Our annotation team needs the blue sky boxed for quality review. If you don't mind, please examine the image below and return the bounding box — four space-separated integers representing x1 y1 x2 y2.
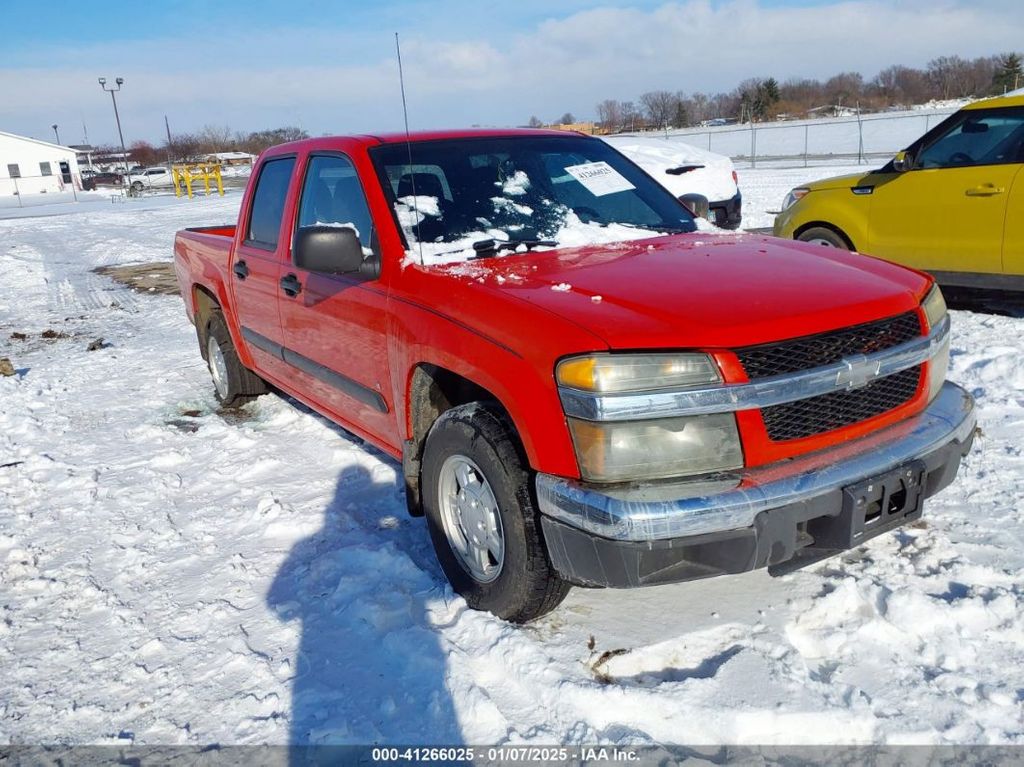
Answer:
1 0 1020 146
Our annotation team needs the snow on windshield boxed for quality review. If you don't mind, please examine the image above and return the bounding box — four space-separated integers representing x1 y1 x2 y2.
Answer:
397 183 669 266
396 169 681 267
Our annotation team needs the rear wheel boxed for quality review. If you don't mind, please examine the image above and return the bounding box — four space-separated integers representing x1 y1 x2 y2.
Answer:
797 226 850 249
422 404 570 623
204 312 266 406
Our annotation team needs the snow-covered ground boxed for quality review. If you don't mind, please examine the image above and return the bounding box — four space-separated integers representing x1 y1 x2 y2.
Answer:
2 172 1023 747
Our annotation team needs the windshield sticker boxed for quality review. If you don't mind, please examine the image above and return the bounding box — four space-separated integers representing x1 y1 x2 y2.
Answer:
564 161 635 197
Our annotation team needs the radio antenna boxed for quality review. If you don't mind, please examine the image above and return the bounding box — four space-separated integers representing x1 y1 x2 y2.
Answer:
395 32 424 265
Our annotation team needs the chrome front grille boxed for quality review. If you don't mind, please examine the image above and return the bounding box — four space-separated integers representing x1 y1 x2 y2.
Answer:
760 366 922 442
736 312 924 441
736 312 922 380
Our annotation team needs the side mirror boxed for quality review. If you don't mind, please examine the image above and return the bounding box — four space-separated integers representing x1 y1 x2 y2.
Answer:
892 150 914 173
679 192 710 221
294 225 379 279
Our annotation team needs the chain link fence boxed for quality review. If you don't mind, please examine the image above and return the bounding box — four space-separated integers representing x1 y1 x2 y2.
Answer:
0 173 82 208
647 107 960 169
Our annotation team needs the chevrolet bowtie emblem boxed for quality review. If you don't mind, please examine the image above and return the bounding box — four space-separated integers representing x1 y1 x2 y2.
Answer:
835 355 882 389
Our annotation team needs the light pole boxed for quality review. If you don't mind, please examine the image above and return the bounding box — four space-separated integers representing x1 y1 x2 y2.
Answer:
98 77 131 190
52 124 61 144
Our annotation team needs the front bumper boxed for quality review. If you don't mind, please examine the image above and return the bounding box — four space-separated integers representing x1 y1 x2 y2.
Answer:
536 381 975 587
709 190 742 230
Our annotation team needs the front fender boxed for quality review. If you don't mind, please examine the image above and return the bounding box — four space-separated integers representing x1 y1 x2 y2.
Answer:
773 187 873 252
387 303 591 479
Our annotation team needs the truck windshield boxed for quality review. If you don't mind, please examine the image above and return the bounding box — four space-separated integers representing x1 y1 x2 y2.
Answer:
369 135 697 263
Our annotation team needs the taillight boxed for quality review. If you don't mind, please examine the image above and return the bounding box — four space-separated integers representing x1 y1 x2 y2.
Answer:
732 170 739 185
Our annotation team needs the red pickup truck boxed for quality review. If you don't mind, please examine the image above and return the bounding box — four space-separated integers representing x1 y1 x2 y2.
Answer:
174 129 975 622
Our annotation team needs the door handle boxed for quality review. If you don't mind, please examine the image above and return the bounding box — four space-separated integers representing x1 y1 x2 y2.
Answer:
233 260 249 279
965 185 1005 196
280 273 302 297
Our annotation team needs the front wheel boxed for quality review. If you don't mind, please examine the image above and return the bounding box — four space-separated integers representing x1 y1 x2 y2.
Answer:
422 404 570 623
797 226 850 249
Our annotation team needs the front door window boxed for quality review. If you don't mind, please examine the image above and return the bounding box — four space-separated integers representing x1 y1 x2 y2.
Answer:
916 108 1024 169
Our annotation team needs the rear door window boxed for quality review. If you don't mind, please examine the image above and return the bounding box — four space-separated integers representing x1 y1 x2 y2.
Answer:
246 157 296 248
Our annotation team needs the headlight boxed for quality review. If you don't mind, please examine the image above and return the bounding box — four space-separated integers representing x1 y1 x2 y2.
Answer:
922 283 947 331
556 353 721 393
781 187 810 211
922 284 949 401
567 414 743 483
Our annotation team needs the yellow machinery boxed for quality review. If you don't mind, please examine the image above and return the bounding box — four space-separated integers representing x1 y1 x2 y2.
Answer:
173 163 225 198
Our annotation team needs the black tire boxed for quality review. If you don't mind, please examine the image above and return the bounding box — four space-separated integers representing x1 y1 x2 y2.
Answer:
797 226 851 250
422 403 570 623
204 312 267 407
131 181 144 194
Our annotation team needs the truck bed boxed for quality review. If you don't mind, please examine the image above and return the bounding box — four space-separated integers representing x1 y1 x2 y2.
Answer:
183 224 236 239
173 225 237 324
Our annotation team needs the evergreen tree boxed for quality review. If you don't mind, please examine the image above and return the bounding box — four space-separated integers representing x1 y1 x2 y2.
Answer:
993 53 1023 93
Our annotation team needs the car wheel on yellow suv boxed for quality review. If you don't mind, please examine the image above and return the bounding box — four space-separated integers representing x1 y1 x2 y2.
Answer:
797 227 851 249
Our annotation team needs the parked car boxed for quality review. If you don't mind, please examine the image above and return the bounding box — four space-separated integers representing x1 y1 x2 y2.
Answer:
174 129 974 622
127 166 175 193
82 172 123 190
774 93 1024 290
605 135 742 228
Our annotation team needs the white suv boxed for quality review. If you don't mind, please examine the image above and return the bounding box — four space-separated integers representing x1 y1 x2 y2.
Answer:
127 167 174 193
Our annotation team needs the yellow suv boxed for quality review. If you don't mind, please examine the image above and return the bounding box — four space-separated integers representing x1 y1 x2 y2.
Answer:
774 94 1024 289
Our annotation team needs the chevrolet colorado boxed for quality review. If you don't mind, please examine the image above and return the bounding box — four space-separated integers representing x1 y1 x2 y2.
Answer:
174 129 975 622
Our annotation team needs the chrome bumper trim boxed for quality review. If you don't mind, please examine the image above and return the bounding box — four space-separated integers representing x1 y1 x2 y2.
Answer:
537 381 975 542
560 314 948 422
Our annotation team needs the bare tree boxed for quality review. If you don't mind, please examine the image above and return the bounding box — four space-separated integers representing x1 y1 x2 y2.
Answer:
558 112 576 125
686 92 710 124
595 99 623 131
709 91 738 121
587 51 1012 129
639 90 678 130
927 56 975 99
527 115 544 128
620 101 642 132
197 124 235 154
164 133 204 163
824 72 864 109
236 127 310 155
128 140 161 167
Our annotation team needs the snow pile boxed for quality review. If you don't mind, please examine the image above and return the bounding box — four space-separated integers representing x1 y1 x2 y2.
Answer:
500 170 531 196
2 172 1024 747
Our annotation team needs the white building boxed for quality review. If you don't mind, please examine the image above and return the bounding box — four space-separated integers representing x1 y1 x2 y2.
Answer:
0 131 82 196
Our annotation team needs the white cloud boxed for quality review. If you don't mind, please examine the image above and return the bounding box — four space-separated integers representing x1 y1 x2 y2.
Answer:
1 0 1020 144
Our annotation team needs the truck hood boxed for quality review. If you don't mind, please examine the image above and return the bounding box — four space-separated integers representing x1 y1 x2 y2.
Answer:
435 232 929 350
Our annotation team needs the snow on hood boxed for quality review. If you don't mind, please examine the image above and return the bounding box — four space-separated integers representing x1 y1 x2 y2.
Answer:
604 135 738 203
